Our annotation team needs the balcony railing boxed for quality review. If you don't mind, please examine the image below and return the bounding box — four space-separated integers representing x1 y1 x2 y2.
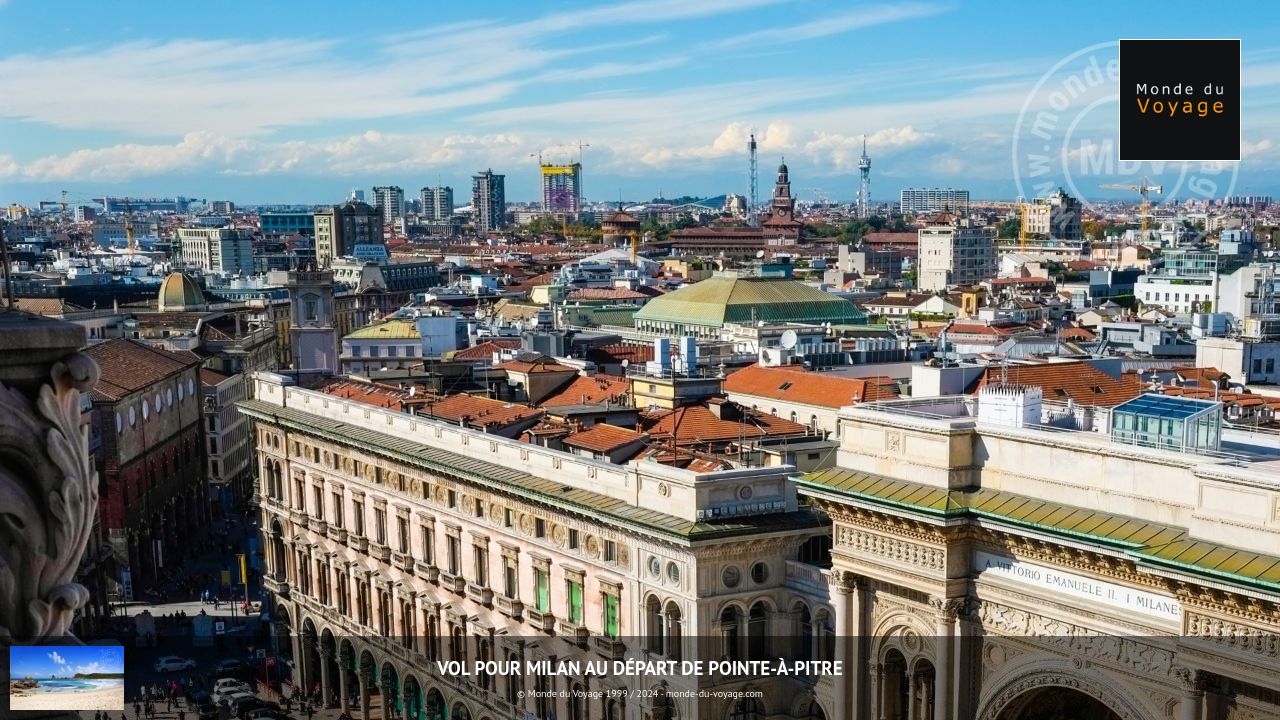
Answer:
439 571 466 595
495 595 523 620
558 619 590 646
416 562 439 583
327 526 348 543
785 560 830 597
524 608 556 633
466 583 495 607
592 636 625 661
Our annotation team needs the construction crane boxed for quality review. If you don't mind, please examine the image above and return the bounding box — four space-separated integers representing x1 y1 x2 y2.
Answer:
1019 202 1029 252
1099 177 1162 241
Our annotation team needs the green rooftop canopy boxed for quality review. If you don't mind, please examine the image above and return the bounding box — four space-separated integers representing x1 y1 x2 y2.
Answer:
634 275 865 330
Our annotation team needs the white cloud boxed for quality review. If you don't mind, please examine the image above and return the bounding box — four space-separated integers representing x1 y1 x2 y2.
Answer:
48 652 65 665
74 662 109 675
0 0 780 138
712 3 948 49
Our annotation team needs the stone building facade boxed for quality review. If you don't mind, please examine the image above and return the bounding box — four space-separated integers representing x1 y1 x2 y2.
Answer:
797 389 1280 720
242 372 840 720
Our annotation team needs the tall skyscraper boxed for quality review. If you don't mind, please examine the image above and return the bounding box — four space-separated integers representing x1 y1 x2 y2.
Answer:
372 186 404 225
421 186 454 221
540 162 581 215
472 170 506 234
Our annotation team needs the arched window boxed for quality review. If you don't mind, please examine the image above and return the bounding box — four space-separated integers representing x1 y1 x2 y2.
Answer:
569 682 586 720
748 602 768 661
815 610 835 663
719 606 742 662
646 596 664 654
793 603 813 663
664 601 683 662
790 411 798 423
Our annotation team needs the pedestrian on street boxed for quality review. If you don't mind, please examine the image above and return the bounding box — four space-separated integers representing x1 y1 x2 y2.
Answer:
307 703 315 720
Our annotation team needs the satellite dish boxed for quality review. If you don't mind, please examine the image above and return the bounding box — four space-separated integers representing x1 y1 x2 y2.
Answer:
756 249 766 259
780 329 799 349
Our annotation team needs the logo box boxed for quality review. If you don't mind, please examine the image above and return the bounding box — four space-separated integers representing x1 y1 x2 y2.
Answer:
1119 39 1240 161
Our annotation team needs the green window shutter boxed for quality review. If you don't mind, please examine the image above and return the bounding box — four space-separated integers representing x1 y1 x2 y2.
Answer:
604 594 620 638
569 581 583 624
536 570 550 612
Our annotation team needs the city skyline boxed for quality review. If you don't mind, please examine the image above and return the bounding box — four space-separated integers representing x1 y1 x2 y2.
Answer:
1 0 1278 205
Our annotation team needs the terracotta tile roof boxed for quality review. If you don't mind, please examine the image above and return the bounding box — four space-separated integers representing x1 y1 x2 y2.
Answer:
563 423 648 454
415 393 543 428
319 379 411 409
539 374 633 407
723 364 899 408
1058 327 1097 341
497 356 576 374
967 361 1143 407
83 338 201 401
1169 366 1229 388
1068 260 1102 271
200 368 230 387
452 339 522 361
640 404 810 445
585 343 655 367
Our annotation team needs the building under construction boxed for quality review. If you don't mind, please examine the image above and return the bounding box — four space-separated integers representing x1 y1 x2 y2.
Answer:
540 162 582 216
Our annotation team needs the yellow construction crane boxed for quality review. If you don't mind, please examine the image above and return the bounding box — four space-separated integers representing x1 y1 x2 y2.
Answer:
1099 177 1162 241
1019 202 1029 252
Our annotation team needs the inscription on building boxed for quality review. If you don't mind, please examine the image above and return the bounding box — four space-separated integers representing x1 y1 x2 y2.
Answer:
975 551 1181 622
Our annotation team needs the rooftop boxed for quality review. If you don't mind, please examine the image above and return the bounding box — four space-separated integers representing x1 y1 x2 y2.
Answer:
633 274 866 328
343 318 421 341
723 364 899 409
83 338 201 401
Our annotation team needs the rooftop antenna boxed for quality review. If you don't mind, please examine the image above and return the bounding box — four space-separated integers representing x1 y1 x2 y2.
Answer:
748 132 759 227
857 134 871 219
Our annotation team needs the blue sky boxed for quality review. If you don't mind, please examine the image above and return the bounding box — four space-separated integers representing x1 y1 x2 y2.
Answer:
10 645 124 678
0 0 1278 206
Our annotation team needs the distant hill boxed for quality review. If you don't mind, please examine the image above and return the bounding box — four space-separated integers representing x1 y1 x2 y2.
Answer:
74 673 125 679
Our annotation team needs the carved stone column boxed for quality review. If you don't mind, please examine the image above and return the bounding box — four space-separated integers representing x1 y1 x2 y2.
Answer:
929 596 962 720
0 311 100 644
825 569 856 720
1175 667 1205 720
0 311 100 720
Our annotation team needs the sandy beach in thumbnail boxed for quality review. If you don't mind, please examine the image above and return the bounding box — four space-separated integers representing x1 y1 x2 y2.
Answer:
10 680 125 711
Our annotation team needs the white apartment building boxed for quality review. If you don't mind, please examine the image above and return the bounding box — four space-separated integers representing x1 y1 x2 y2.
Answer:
421 186 454 222
243 372 835 720
177 226 254 275
373 186 405 226
899 188 969 214
917 216 997 291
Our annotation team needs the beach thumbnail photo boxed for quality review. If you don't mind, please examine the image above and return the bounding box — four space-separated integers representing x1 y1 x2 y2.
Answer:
9 645 125 712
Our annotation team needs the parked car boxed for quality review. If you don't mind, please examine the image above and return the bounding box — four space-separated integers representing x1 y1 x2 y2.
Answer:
213 687 255 706
153 656 197 673
232 696 279 720
214 678 251 694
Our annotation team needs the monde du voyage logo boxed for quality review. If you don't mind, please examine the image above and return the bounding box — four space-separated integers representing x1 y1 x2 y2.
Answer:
1120 39 1241 161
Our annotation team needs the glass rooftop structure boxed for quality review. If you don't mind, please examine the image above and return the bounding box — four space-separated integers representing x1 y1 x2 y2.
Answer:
1110 393 1222 453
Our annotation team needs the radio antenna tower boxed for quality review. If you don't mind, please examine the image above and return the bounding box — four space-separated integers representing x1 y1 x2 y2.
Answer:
748 132 759 227
857 134 871 218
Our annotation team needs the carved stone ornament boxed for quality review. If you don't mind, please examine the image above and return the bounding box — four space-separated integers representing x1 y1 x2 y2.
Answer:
0 312 101 643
